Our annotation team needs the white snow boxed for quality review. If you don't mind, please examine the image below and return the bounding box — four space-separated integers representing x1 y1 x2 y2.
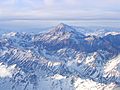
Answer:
0 63 16 78
3 32 16 37
104 55 120 74
51 74 66 80
74 78 115 90
105 32 120 36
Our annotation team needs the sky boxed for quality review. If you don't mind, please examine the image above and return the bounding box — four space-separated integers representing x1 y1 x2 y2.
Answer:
0 0 120 20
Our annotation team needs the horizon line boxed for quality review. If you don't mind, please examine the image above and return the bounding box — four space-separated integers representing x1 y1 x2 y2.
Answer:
0 18 120 21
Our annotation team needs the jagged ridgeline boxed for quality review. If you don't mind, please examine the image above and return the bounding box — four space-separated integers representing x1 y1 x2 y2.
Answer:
0 23 120 90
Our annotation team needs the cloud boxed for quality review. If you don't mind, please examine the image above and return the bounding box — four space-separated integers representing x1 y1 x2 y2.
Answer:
44 0 56 6
0 0 119 19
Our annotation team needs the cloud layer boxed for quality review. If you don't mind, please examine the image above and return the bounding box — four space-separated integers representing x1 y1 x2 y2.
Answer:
0 0 119 19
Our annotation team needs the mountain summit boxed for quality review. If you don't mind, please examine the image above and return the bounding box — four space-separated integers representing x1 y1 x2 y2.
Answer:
51 23 76 33
48 23 84 36
34 23 86 51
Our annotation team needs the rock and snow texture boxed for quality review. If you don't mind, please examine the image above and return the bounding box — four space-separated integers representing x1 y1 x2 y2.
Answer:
0 23 120 90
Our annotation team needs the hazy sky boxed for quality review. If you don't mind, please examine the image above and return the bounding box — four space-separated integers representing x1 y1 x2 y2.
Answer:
0 0 120 20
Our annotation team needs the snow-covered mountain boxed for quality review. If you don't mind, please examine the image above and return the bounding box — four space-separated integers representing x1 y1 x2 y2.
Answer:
0 23 120 90
74 26 120 36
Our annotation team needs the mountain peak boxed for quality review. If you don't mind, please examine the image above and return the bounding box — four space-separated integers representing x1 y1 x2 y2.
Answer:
45 23 85 40
56 23 67 29
50 23 76 33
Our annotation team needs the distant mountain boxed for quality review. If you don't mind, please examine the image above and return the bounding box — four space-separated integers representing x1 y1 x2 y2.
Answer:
74 26 120 36
0 23 120 90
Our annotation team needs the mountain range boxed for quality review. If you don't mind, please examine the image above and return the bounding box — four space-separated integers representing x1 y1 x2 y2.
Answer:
0 23 120 90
